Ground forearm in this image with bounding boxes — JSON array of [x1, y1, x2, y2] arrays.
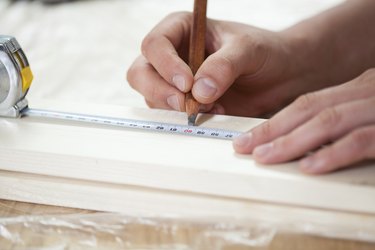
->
[[281, 0, 375, 90]]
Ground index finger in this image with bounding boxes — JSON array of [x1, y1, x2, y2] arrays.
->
[[141, 12, 194, 92]]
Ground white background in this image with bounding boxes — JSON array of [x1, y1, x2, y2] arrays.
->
[[0, 0, 344, 109]]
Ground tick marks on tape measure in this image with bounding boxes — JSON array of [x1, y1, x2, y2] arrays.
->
[[22, 108, 241, 140]]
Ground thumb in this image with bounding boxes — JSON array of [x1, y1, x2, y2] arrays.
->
[[191, 45, 253, 104]]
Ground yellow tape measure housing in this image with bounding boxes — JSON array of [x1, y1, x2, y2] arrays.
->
[[0, 35, 33, 117]]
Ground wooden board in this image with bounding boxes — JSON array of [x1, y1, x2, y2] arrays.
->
[[0, 100, 375, 216], [1, 100, 375, 242], [0, 101, 374, 212], [1, 171, 375, 243], [0, 100, 375, 213]]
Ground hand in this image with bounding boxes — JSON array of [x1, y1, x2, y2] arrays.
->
[[127, 12, 321, 117], [233, 69, 375, 174]]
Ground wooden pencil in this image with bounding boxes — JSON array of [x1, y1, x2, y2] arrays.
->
[[186, 0, 207, 126]]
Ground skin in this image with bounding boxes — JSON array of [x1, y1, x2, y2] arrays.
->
[[127, 0, 375, 174]]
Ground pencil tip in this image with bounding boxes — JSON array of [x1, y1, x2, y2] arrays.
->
[[188, 114, 197, 126]]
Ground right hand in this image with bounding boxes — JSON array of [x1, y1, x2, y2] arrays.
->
[[127, 12, 316, 117]]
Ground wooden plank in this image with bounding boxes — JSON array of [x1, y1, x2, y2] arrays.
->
[[0, 101, 374, 214], [0, 170, 374, 243]]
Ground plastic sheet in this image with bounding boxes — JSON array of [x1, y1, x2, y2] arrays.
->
[[0, 213, 276, 250]]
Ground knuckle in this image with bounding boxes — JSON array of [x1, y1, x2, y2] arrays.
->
[[145, 99, 157, 109], [148, 83, 159, 102], [126, 65, 137, 88], [126, 61, 148, 91], [259, 120, 273, 138], [235, 34, 252, 48], [141, 35, 155, 57], [166, 11, 191, 20], [213, 55, 237, 79], [247, 36, 267, 56], [317, 107, 341, 127], [357, 68, 375, 85], [142, 12, 191, 58], [127, 60, 160, 101], [243, 35, 269, 72], [350, 128, 371, 152], [362, 68, 375, 78], [294, 93, 317, 112], [274, 135, 287, 149], [275, 136, 295, 158]]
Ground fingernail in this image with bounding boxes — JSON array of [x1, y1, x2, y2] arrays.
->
[[167, 95, 181, 111], [194, 78, 217, 98], [172, 75, 186, 92], [233, 133, 253, 148], [253, 142, 273, 159]]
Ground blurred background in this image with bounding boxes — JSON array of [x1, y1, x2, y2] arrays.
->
[[0, 0, 343, 109]]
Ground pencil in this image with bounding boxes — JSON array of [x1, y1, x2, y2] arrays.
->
[[186, 0, 207, 126]]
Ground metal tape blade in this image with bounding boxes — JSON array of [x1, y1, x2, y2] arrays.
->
[[21, 108, 242, 140]]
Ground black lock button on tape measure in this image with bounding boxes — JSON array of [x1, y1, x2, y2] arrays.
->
[[0, 35, 241, 140]]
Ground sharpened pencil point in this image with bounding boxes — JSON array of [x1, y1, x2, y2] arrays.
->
[[188, 114, 197, 126]]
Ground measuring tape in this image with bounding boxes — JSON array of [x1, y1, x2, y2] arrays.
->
[[0, 35, 33, 117], [0, 35, 241, 140], [23, 108, 241, 140]]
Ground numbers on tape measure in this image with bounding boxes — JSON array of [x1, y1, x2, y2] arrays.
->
[[22, 108, 241, 140]]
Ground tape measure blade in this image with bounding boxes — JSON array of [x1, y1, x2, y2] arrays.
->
[[21, 108, 241, 140]]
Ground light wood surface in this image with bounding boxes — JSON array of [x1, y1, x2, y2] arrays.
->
[[0, 101, 375, 249], [0, 101, 374, 214]]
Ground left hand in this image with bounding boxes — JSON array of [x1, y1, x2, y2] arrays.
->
[[233, 69, 375, 174]]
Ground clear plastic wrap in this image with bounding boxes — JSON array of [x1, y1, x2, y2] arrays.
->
[[0, 213, 276, 250], [1, 210, 375, 249]]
